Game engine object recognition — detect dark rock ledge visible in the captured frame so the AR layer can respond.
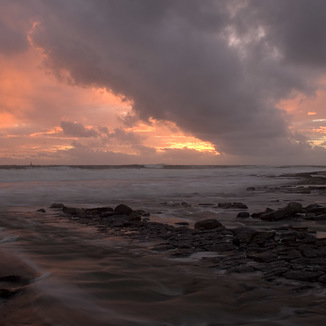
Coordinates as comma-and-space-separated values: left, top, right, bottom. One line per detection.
241, 170, 326, 195
50, 202, 326, 286
251, 202, 326, 222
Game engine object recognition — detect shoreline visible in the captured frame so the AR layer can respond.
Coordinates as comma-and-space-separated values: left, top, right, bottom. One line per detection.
2, 169, 326, 325
43, 170, 326, 287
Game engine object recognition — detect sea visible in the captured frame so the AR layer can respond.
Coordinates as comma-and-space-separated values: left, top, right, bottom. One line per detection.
1, 165, 326, 325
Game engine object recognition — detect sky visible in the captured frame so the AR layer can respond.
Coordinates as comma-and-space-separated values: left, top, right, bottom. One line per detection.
0, 0, 326, 165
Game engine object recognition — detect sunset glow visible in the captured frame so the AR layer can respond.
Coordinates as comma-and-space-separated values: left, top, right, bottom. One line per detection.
156, 138, 218, 153
2, 3, 326, 325
1, 1, 326, 164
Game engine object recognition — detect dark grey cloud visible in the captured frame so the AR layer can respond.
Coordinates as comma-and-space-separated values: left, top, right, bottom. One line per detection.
0, 20, 28, 55
0, 1, 30, 55
8, 0, 326, 160
241, 0, 326, 68
61, 121, 99, 138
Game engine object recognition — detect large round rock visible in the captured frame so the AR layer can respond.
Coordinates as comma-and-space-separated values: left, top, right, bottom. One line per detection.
114, 204, 133, 215
237, 211, 250, 218
194, 219, 222, 230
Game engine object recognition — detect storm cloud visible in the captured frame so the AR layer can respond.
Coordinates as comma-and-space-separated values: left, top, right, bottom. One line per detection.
3, 0, 326, 162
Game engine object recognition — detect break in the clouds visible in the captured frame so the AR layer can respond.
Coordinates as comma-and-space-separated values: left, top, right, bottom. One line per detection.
1, 0, 326, 164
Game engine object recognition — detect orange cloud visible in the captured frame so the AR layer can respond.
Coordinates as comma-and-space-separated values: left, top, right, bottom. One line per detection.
0, 112, 16, 128
0, 43, 131, 128
313, 126, 326, 134
0, 41, 136, 162
29, 127, 62, 138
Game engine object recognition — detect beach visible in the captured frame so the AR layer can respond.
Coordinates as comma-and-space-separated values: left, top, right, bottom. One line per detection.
1, 166, 326, 325
2, 1, 326, 324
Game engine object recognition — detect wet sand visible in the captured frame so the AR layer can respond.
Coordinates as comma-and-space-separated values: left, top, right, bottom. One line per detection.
1, 243, 326, 326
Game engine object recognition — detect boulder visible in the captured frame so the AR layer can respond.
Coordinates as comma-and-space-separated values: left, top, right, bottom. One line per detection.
218, 202, 248, 209
110, 219, 131, 227
101, 211, 115, 218
251, 208, 273, 219
251, 231, 275, 244
231, 227, 258, 244
304, 204, 326, 215
194, 219, 222, 230
128, 212, 142, 222
86, 207, 113, 214
261, 202, 303, 221
62, 206, 86, 217
114, 204, 133, 215
232, 202, 248, 209
237, 212, 250, 218
218, 202, 232, 208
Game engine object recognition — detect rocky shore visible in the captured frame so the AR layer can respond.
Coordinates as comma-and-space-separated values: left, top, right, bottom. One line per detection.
42, 197, 326, 288
2, 169, 326, 316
